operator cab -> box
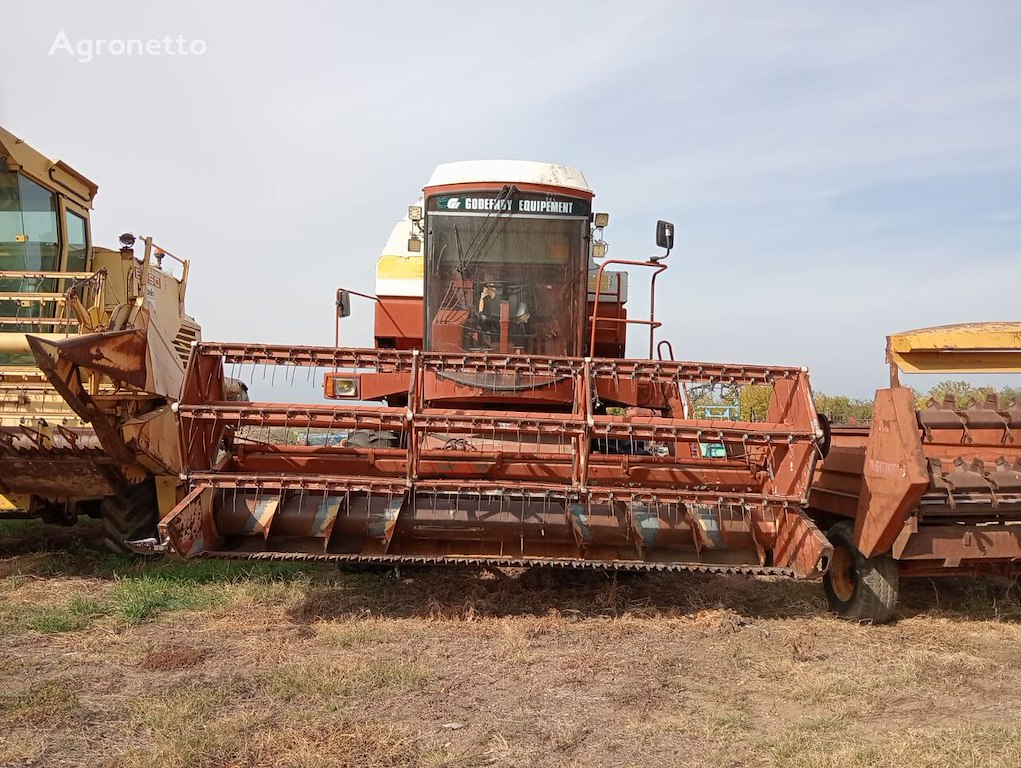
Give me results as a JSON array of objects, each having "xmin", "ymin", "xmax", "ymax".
[
  {"xmin": 0, "ymin": 126, "xmax": 96, "ymax": 365},
  {"xmin": 417, "ymin": 161, "xmax": 594, "ymax": 358},
  {"xmin": 327, "ymin": 160, "xmax": 648, "ymax": 404}
]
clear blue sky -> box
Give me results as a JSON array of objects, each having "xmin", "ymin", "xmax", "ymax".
[{"xmin": 3, "ymin": 1, "xmax": 1019, "ymax": 398}]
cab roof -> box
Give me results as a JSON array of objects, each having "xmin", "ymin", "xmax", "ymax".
[
  {"xmin": 0, "ymin": 124, "xmax": 98, "ymax": 206},
  {"xmin": 426, "ymin": 160, "xmax": 591, "ymax": 194}
]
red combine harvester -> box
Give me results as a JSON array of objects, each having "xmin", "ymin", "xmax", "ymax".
[{"xmin": 50, "ymin": 161, "xmax": 835, "ymax": 576}]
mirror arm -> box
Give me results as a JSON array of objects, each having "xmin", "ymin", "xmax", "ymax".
[{"xmin": 334, "ymin": 287, "xmax": 382, "ymax": 361}]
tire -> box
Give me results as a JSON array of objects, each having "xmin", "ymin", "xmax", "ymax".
[
  {"xmin": 823, "ymin": 520, "xmax": 899, "ymax": 623},
  {"xmin": 816, "ymin": 412, "xmax": 832, "ymax": 458},
  {"xmin": 101, "ymin": 477, "xmax": 159, "ymax": 554}
]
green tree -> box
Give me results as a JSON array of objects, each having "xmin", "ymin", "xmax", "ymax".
[
  {"xmin": 916, "ymin": 380, "xmax": 1000, "ymax": 409},
  {"xmin": 1000, "ymin": 386, "xmax": 1021, "ymax": 405},
  {"xmin": 814, "ymin": 393, "xmax": 873, "ymax": 424},
  {"xmin": 739, "ymin": 384, "xmax": 772, "ymax": 422}
]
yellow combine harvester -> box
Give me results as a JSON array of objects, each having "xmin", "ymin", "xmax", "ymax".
[{"xmin": 0, "ymin": 125, "xmax": 201, "ymax": 550}]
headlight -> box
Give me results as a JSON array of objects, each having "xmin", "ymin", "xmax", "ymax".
[{"xmin": 331, "ymin": 376, "xmax": 359, "ymax": 398}]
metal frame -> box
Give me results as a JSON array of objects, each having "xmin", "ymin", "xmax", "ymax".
[
  {"xmin": 162, "ymin": 341, "xmax": 831, "ymax": 577},
  {"xmin": 588, "ymin": 258, "xmax": 667, "ymax": 359},
  {"xmin": 808, "ymin": 323, "xmax": 1021, "ymax": 577}
]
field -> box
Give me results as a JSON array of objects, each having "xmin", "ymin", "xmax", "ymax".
[{"xmin": 1, "ymin": 520, "xmax": 1019, "ymax": 768}]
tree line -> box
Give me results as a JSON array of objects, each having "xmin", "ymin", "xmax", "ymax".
[{"xmin": 695, "ymin": 381, "xmax": 1021, "ymax": 424}]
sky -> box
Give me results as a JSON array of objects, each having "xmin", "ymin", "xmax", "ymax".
[{"xmin": 2, "ymin": 1, "xmax": 1019, "ymax": 399}]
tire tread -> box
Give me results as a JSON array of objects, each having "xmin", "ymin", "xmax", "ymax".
[
  {"xmin": 824, "ymin": 520, "xmax": 899, "ymax": 624},
  {"xmin": 101, "ymin": 477, "xmax": 159, "ymax": 554}
]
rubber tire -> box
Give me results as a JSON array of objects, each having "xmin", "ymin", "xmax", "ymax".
[
  {"xmin": 816, "ymin": 412, "xmax": 832, "ymax": 458},
  {"xmin": 101, "ymin": 477, "xmax": 159, "ymax": 555},
  {"xmin": 823, "ymin": 520, "xmax": 899, "ymax": 624}
]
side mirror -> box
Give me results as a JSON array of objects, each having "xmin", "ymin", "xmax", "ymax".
[
  {"xmin": 407, "ymin": 237, "xmax": 422, "ymax": 253},
  {"xmin": 655, "ymin": 220, "xmax": 674, "ymax": 251},
  {"xmin": 336, "ymin": 289, "xmax": 351, "ymax": 318}
]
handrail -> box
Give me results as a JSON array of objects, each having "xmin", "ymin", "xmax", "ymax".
[
  {"xmin": 0, "ymin": 266, "xmax": 108, "ymax": 335},
  {"xmin": 0, "ymin": 267, "xmax": 106, "ymax": 301},
  {"xmin": 0, "ymin": 293, "xmax": 70, "ymax": 301},
  {"xmin": 131, "ymin": 236, "xmax": 191, "ymax": 310},
  {"xmin": 588, "ymin": 258, "xmax": 668, "ymax": 359},
  {"xmin": 0, "ymin": 316, "xmax": 79, "ymax": 326},
  {"xmin": 0, "ymin": 270, "xmax": 98, "ymax": 280}
]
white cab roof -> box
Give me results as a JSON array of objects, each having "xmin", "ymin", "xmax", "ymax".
[{"xmin": 426, "ymin": 160, "xmax": 591, "ymax": 193}]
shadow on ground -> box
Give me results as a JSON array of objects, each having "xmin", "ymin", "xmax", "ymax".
[
  {"xmin": 3, "ymin": 517, "xmax": 1019, "ymax": 624},
  {"xmin": 289, "ymin": 565, "xmax": 1021, "ymax": 624}
]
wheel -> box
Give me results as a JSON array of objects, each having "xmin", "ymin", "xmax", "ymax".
[
  {"xmin": 816, "ymin": 412, "xmax": 832, "ymax": 458},
  {"xmin": 823, "ymin": 520, "xmax": 899, "ymax": 623},
  {"xmin": 101, "ymin": 477, "xmax": 159, "ymax": 554}
]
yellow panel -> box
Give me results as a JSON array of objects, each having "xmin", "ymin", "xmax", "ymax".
[
  {"xmin": 0, "ymin": 493, "xmax": 30, "ymax": 512},
  {"xmin": 376, "ymin": 255, "xmax": 424, "ymax": 280},
  {"xmin": 887, "ymin": 322, "xmax": 1021, "ymax": 374},
  {"xmin": 0, "ymin": 124, "xmax": 98, "ymax": 205}
]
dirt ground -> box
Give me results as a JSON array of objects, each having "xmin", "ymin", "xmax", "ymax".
[{"xmin": 0, "ymin": 520, "xmax": 1019, "ymax": 768}]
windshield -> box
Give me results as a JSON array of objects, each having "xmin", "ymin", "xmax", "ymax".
[
  {"xmin": 425, "ymin": 193, "xmax": 589, "ymax": 357},
  {"xmin": 0, "ymin": 169, "xmax": 60, "ymax": 364}
]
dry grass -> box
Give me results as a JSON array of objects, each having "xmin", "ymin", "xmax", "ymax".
[
  {"xmin": 261, "ymin": 657, "xmax": 432, "ymax": 701},
  {"xmin": 316, "ymin": 618, "xmax": 396, "ymax": 648},
  {"xmin": 771, "ymin": 722, "xmax": 1021, "ymax": 768},
  {"xmin": 0, "ymin": 731, "xmax": 48, "ymax": 766},
  {"xmin": 1, "ymin": 523, "xmax": 1020, "ymax": 767},
  {"xmin": 0, "ymin": 677, "xmax": 82, "ymax": 728}
]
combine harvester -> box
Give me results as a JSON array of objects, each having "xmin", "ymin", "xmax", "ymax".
[
  {"xmin": 54, "ymin": 160, "xmax": 834, "ymax": 576},
  {"xmin": 30, "ymin": 156, "xmax": 1021, "ymax": 620},
  {"xmin": 810, "ymin": 323, "xmax": 1021, "ymax": 622},
  {"xmin": 1, "ymin": 124, "xmax": 203, "ymax": 549}
]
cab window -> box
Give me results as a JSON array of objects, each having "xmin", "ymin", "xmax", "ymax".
[
  {"xmin": 0, "ymin": 169, "xmax": 60, "ymax": 363},
  {"xmin": 0, "ymin": 170, "xmax": 59, "ymax": 271},
  {"xmin": 65, "ymin": 209, "xmax": 88, "ymax": 272}
]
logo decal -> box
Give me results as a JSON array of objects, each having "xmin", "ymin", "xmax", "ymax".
[
  {"xmin": 438, "ymin": 196, "xmax": 462, "ymax": 210},
  {"xmin": 432, "ymin": 194, "xmax": 589, "ymax": 216}
]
